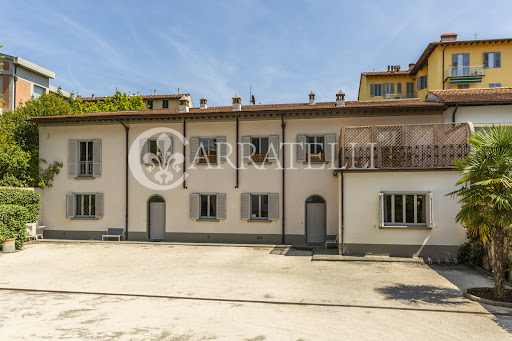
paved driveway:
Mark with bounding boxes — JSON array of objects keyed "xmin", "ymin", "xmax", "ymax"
[{"xmin": 0, "ymin": 242, "xmax": 511, "ymax": 340}]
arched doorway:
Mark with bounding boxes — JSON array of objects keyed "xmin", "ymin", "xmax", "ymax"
[
  {"xmin": 306, "ymin": 195, "xmax": 326, "ymax": 244},
  {"xmin": 148, "ymin": 195, "xmax": 165, "ymax": 240}
]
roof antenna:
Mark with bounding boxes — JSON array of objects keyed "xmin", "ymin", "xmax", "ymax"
[
  {"xmin": 178, "ymin": 88, "xmax": 180, "ymax": 95},
  {"xmin": 474, "ymin": 33, "xmax": 478, "ymax": 39}
]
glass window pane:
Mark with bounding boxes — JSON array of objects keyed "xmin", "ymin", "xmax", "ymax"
[
  {"xmin": 210, "ymin": 139, "xmax": 217, "ymax": 155},
  {"xmin": 261, "ymin": 138, "xmax": 269, "ymax": 154},
  {"xmin": 210, "ymin": 195, "xmax": 216, "ymax": 217},
  {"xmin": 261, "ymin": 195, "xmax": 269, "ymax": 218},
  {"xmin": 75, "ymin": 195, "xmax": 82, "ymax": 216},
  {"xmin": 80, "ymin": 142, "xmax": 87, "ymax": 162},
  {"xmin": 200, "ymin": 195, "xmax": 208, "ymax": 217},
  {"xmin": 406, "ymin": 195, "xmax": 415, "ymax": 223},
  {"xmin": 384, "ymin": 195, "xmax": 392, "ymax": 223},
  {"xmin": 417, "ymin": 195, "xmax": 426, "ymax": 224},
  {"xmin": 83, "ymin": 195, "xmax": 90, "ymax": 216},
  {"xmin": 394, "ymin": 195, "xmax": 403, "ymax": 223},
  {"xmin": 251, "ymin": 137, "xmax": 259, "ymax": 154},
  {"xmin": 87, "ymin": 142, "xmax": 93, "ymax": 161},
  {"xmin": 251, "ymin": 195, "xmax": 259, "ymax": 218},
  {"xmin": 149, "ymin": 140, "xmax": 158, "ymax": 155},
  {"xmin": 307, "ymin": 137, "xmax": 315, "ymax": 154},
  {"xmin": 317, "ymin": 137, "xmax": 325, "ymax": 153},
  {"xmin": 91, "ymin": 195, "xmax": 96, "ymax": 216}
]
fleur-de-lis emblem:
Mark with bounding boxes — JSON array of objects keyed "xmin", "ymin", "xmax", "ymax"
[{"xmin": 143, "ymin": 134, "xmax": 185, "ymax": 184}]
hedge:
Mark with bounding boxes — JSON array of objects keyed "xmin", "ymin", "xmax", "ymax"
[
  {"xmin": 0, "ymin": 188, "xmax": 40, "ymax": 223},
  {"xmin": 0, "ymin": 204, "xmax": 31, "ymax": 249}
]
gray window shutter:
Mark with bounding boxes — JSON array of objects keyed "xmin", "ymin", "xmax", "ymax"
[
  {"xmin": 417, "ymin": 78, "xmax": 421, "ymax": 91},
  {"xmin": 95, "ymin": 193, "xmax": 104, "ymax": 218},
  {"xmin": 397, "ymin": 83, "xmax": 402, "ymax": 94},
  {"xmin": 495, "ymin": 52, "xmax": 501, "ymax": 68},
  {"xmin": 93, "ymin": 139, "xmax": 102, "ymax": 177},
  {"xmin": 424, "ymin": 75, "xmax": 427, "ymax": 88},
  {"xmin": 216, "ymin": 193, "xmax": 226, "ymax": 220},
  {"xmin": 296, "ymin": 134, "xmax": 306, "ymax": 162},
  {"xmin": 269, "ymin": 135, "xmax": 279, "ymax": 162},
  {"xmin": 190, "ymin": 193, "xmax": 200, "ymax": 219},
  {"xmin": 452, "ymin": 53, "xmax": 458, "ymax": 67},
  {"xmin": 241, "ymin": 136, "xmax": 251, "ymax": 162},
  {"xmin": 426, "ymin": 192, "xmax": 433, "ymax": 228},
  {"xmin": 483, "ymin": 52, "xmax": 489, "ymax": 68},
  {"xmin": 269, "ymin": 193, "xmax": 279, "ymax": 220},
  {"xmin": 157, "ymin": 135, "xmax": 173, "ymax": 159},
  {"xmin": 140, "ymin": 138, "xmax": 149, "ymax": 164},
  {"xmin": 217, "ymin": 136, "xmax": 227, "ymax": 163},
  {"xmin": 324, "ymin": 134, "xmax": 337, "ymax": 162},
  {"xmin": 66, "ymin": 193, "xmax": 74, "ymax": 218},
  {"xmin": 370, "ymin": 84, "xmax": 375, "ymax": 97},
  {"xmin": 390, "ymin": 83, "xmax": 394, "ymax": 94},
  {"xmin": 68, "ymin": 140, "xmax": 78, "ymax": 177},
  {"xmin": 241, "ymin": 193, "xmax": 250, "ymax": 220},
  {"xmin": 189, "ymin": 137, "xmax": 200, "ymax": 163},
  {"xmin": 463, "ymin": 53, "xmax": 470, "ymax": 67},
  {"xmin": 379, "ymin": 193, "xmax": 384, "ymax": 227}
]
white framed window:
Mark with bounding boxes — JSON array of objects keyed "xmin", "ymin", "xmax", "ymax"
[
  {"xmin": 189, "ymin": 136, "xmax": 227, "ymax": 164},
  {"xmin": 241, "ymin": 135, "xmax": 279, "ymax": 163},
  {"xmin": 296, "ymin": 134, "xmax": 336, "ymax": 163},
  {"xmin": 79, "ymin": 141, "xmax": 94, "ymax": 176},
  {"xmin": 66, "ymin": 193, "xmax": 104, "ymax": 219},
  {"xmin": 370, "ymin": 84, "xmax": 383, "ymax": 97},
  {"xmin": 32, "ymin": 85, "xmax": 46, "ymax": 99},
  {"xmin": 489, "ymin": 83, "xmax": 502, "ymax": 88},
  {"xmin": 69, "ymin": 139, "xmax": 102, "ymax": 178},
  {"xmin": 484, "ymin": 52, "xmax": 501, "ymax": 69},
  {"xmin": 189, "ymin": 193, "xmax": 226, "ymax": 220},
  {"xmin": 241, "ymin": 193, "xmax": 278, "ymax": 221},
  {"xmin": 379, "ymin": 192, "xmax": 432, "ymax": 228}
]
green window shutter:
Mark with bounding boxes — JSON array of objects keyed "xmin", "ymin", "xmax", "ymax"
[
  {"xmin": 190, "ymin": 193, "xmax": 200, "ymax": 219},
  {"xmin": 241, "ymin": 193, "xmax": 250, "ymax": 220},
  {"xmin": 216, "ymin": 136, "xmax": 227, "ymax": 163},
  {"xmin": 269, "ymin": 193, "xmax": 279, "ymax": 220},
  {"xmin": 66, "ymin": 193, "xmax": 75, "ymax": 218},
  {"xmin": 95, "ymin": 193, "xmax": 104, "ymax": 218},
  {"xmin": 216, "ymin": 193, "xmax": 226, "ymax": 220},
  {"xmin": 93, "ymin": 139, "xmax": 102, "ymax": 177},
  {"xmin": 189, "ymin": 137, "xmax": 200, "ymax": 163},
  {"xmin": 296, "ymin": 134, "xmax": 306, "ymax": 162},
  {"xmin": 269, "ymin": 135, "xmax": 279, "ymax": 162},
  {"xmin": 68, "ymin": 140, "xmax": 78, "ymax": 177}
]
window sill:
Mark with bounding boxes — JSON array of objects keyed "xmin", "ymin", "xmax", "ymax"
[
  {"xmin": 70, "ymin": 217, "xmax": 99, "ymax": 220},
  {"xmin": 75, "ymin": 175, "xmax": 95, "ymax": 179},
  {"xmin": 379, "ymin": 225, "xmax": 431, "ymax": 230},
  {"xmin": 196, "ymin": 218, "xmax": 220, "ymax": 222},
  {"xmin": 247, "ymin": 219, "xmax": 272, "ymax": 223}
]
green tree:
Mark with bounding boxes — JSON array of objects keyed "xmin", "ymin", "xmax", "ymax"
[
  {"xmin": 76, "ymin": 90, "xmax": 145, "ymax": 113},
  {"xmin": 451, "ymin": 126, "xmax": 512, "ymax": 299}
]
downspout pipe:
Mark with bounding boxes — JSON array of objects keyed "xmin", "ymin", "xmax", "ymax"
[
  {"xmin": 281, "ymin": 113, "xmax": 286, "ymax": 245},
  {"xmin": 13, "ymin": 65, "xmax": 17, "ymax": 110},
  {"xmin": 340, "ymin": 172, "xmax": 344, "ymax": 254},
  {"xmin": 183, "ymin": 118, "xmax": 187, "ymax": 189},
  {"xmin": 452, "ymin": 104, "xmax": 459, "ymax": 123},
  {"xmin": 235, "ymin": 116, "xmax": 239, "ymax": 188},
  {"xmin": 119, "ymin": 120, "xmax": 129, "ymax": 240},
  {"xmin": 442, "ymin": 45, "xmax": 448, "ymax": 90}
]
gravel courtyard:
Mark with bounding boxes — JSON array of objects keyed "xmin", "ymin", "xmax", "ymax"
[{"xmin": 0, "ymin": 242, "xmax": 511, "ymax": 340}]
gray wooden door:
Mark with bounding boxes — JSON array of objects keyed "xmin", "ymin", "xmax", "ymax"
[
  {"xmin": 149, "ymin": 202, "xmax": 165, "ymax": 240},
  {"xmin": 306, "ymin": 203, "xmax": 325, "ymax": 243}
]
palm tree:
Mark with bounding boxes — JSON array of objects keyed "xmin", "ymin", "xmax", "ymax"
[{"xmin": 451, "ymin": 125, "xmax": 512, "ymax": 299}]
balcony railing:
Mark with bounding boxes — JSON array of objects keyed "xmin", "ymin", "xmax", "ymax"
[
  {"xmin": 198, "ymin": 154, "xmax": 217, "ymax": 163},
  {"xmin": 79, "ymin": 161, "xmax": 93, "ymax": 175},
  {"xmin": 339, "ymin": 123, "xmax": 471, "ymax": 169},
  {"xmin": 446, "ymin": 66, "xmax": 483, "ymax": 78}
]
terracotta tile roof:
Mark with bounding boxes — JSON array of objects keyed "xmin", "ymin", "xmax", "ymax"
[
  {"xmin": 78, "ymin": 94, "xmax": 189, "ymax": 101},
  {"xmin": 427, "ymin": 87, "xmax": 512, "ymax": 104},
  {"xmin": 362, "ymin": 71, "xmax": 411, "ymax": 76},
  {"xmin": 30, "ymin": 99, "xmax": 444, "ymax": 123}
]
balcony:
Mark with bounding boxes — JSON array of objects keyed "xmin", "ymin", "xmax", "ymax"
[
  {"xmin": 79, "ymin": 161, "xmax": 93, "ymax": 176},
  {"xmin": 339, "ymin": 123, "xmax": 471, "ymax": 170},
  {"xmin": 446, "ymin": 66, "xmax": 484, "ymax": 84}
]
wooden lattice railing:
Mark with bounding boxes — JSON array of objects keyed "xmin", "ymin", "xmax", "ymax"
[{"xmin": 340, "ymin": 123, "xmax": 470, "ymax": 169}]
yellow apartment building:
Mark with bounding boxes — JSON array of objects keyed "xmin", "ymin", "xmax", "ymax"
[{"xmin": 358, "ymin": 33, "xmax": 512, "ymax": 100}]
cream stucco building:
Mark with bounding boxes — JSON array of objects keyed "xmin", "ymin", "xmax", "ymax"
[{"xmin": 32, "ymin": 92, "xmax": 474, "ymax": 257}]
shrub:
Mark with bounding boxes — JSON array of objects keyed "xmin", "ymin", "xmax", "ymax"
[
  {"xmin": 0, "ymin": 204, "xmax": 31, "ymax": 249},
  {"xmin": 457, "ymin": 239, "xmax": 486, "ymax": 267},
  {"xmin": 0, "ymin": 188, "xmax": 40, "ymax": 223}
]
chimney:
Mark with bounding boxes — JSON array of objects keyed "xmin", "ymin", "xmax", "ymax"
[
  {"xmin": 408, "ymin": 63, "xmax": 415, "ymax": 71},
  {"xmin": 387, "ymin": 65, "xmax": 391, "ymax": 72},
  {"xmin": 309, "ymin": 91, "xmax": 315, "ymax": 105},
  {"xmin": 336, "ymin": 90, "xmax": 345, "ymax": 107},
  {"xmin": 200, "ymin": 97, "xmax": 207, "ymax": 109},
  {"xmin": 178, "ymin": 95, "xmax": 190, "ymax": 113},
  {"xmin": 232, "ymin": 93, "xmax": 242, "ymax": 111},
  {"xmin": 440, "ymin": 33, "xmax": 457, "ymax": 42},
  {"xmin": 91, "ymin": 94, "xmax": 95, "ymax": 98}
]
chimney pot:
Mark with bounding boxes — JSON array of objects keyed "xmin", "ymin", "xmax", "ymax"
[
  {"xmin": 309, "ymin": 91, "xmax": 315, "ymax": 105},
  {"xmin": 440, "ymin": 33, "xmax": 458, "ymax": 42},
  {"xmin": 336, "ymin": 90, "xmax": 345, "ymax": 107},
  {"xmin": 232, "ymin": 93, "xmax": 242, "ymax": 111},
  {"xmin": 178, "ymin": 95, "xmax": 190, "ymax": 113},
  {"xmin": 408, "ymin": 63, "xmax": 415, "ymax": 71},
  {"xmin": 200, "ymin": 97, "xmax": 207, "ymax": 109}
]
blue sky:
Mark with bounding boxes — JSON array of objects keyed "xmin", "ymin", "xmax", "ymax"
[{"xmin": 3, "ymin": 0, "xmax": 511, "ymax": 106}]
